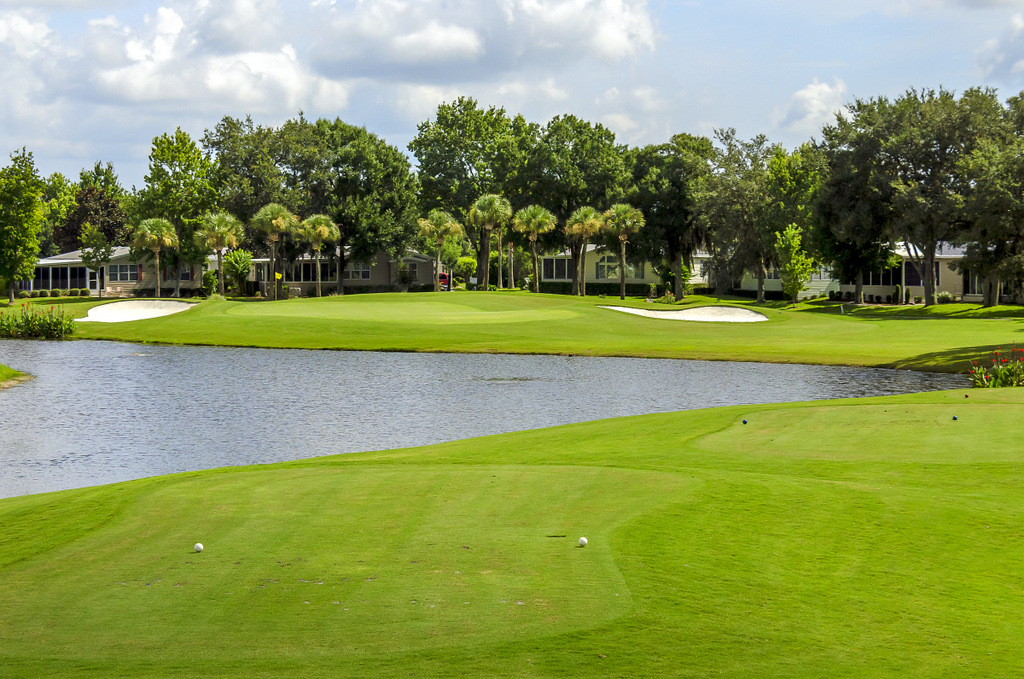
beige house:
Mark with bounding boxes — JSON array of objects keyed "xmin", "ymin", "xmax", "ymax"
[
  {"xmin": 835, "ymin": 243, "xmax": 972, "ymax": 303},
  {"xmin": 22, "ymin": 247, "xmax": 204, "ymax": 296}
]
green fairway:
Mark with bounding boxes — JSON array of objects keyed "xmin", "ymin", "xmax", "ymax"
[
  {"xmin": 68, "ymin": 292, "xmax": 1024, "ymax": 372},
  {"xmin": 1, "ymin": 387, "xmax": 1021, "ymax": 677}
]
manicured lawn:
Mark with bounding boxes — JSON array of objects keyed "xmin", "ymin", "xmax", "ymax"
[
  {"xmin": 1, "ymin": 387, "xmax": 1022, "ymax": 677},
  {"xmin": 68, "ymin": 291, "xmax": 1024, "ymax": 372}
]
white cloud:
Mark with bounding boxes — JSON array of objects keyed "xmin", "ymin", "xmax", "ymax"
[
  {"xmin": 0, "ymin": 10, "xmax": 53, "ymax": 57},
  {"xmin": 501, "ymin": 0, "xmax": 655, "ymax": 60},
  {"xmin": 389, "ymin": 21, "xmax": 484, "ymax": 63},
  {"xmin": 979, "ymin": 12, "xmax": 1024, "ymax": 82},
  {"xmin": 776, "ymin": 77, "xmax": 848, "ymax": 136}
]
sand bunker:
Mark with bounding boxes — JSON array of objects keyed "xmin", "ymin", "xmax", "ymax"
[
  {"xmin": 601, "ymin": 305, "xmax": 769, "ymax": 323},
  {"xmin": 82, "ymin": 300, "xmax": 195, "ymax": 323}
]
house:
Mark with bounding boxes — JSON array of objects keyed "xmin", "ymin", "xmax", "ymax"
[
  {"xmin": 19, "ymin": 247, "xmax": 204, "ymax": 296},
  {"xmin": 539, "ymin": 244, "xmax": 708, "ymax": 293},
  {"xmin": 249, "ymin": 249, "xmax": 437, "ymax": 296},
  {"xmin": 835, "ymin": 243, "xmax": 973, "ymax": 303}
]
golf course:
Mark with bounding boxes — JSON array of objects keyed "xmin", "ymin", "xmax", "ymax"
[
  {"xmin": 65, "ymin": 291, "xmax": 1024, "ymax": 372},
  {"xmin": 2, "ymin": 292, "xmax": 1023, "ymax": 677}
]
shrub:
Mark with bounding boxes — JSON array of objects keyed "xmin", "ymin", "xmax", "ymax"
[
  {"xmin": 970, "ymin": 346, "xmax": 1024, "ymax": 387},
  {"xmin": 914, "ymin": 295, "xmax": 923, "ymax": 303},
  {"xmin": 893, "ymin": 284, "xmax": 902, "ymax": 306},
  {"xmin": 0, "ymin": 303, "xmax": 77, "ymax": 339},
  {"xmin": 936, "ymin": 291, "xmax": 956, "ymax": 304},
  {"xmin": 79, "ymin": 288, "xmax": 90, "ymax": 296},
  {"xmin": 202, "ymin": 270, "xmax": 217, "ymax": 296},
  {"xmin": 37, "ymin": 290, "xmax": 49, "ymax": 298},
  {"xmin": 16, "ymin": 290, "xmax": 29, "ymax": 299},
  {"xmin": 68, "ymin": 289, "xmax": 79, "ymax": 297},
  {"xmin": 885, "ymin": 295, "xmax": 892, "ymax": 304},
  {"xmin": 30, "ymin": 290, "xmax": 40, "ymax": 298}
]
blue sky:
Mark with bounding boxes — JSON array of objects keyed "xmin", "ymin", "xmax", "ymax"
[{"xmin": 2, "ymin": 0, "xmax": 1024, "ymax": 188}]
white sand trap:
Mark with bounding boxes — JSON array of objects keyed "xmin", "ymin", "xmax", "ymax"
[
  {"xmin": 82, "ymin": 300, "xmax": 195, "ymax": 323},
  {"xmin": 601, "ymin": 305, "xmax": 769, "ymax": 323}
]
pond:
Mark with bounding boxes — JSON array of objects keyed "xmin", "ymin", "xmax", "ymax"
[{"xmin": 0, "ymin": 340, "xmax": 967, "ymax": 498}]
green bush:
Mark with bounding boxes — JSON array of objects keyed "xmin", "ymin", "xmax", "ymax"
[
  {"xmin": 0, "ymin": 303, "xmax": 77, "ymax": 339},
  {"xmin": 37, "ymin": 290, "xmax": 49, "ymax": 298},
  {"xmin": 16, "ymin": 290, "xmax": 30, "ymax": 299},
  {"xmin": 29, "ymin": 290, "xmax": 40, "ymax": 298},
  {"xmin": 936, "ymin": 291, "xmax": 956, "ymax": 304},
  {"xmin": 202, "ymin": 270, "xmax": 216, "ymax": 296},
  {"xmin": 79, "ymin": 288, "xmax": 90, "ymax": 296},
  {"xmin": 893, "ymin": 284, "xmax": 902, "ymax": 305},
  {"xmin": 69, "ymin": 289, "xmax": 80, "ymax": 297}
]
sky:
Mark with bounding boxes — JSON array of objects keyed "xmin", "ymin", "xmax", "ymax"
[{"xmin": 3, "ymin": 0, "xmax": 1024, "ymax": 189}]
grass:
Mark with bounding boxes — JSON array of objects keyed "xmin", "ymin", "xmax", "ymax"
[
  {"xmin": 52, "ymin": 291, "xmax": 1024, "ymax": 373},
  {"xmin": 0, "ymin": 362, "xmax": 21, "ymax": 383},
  {"xmin": 1, "ymin": 387, "xmax": 1022, "ymax": 677}
]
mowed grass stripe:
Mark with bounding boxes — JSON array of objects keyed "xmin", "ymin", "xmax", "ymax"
[{"xmin": 2, "ymin": 388, "xmax": 1023, "ymax": 676}]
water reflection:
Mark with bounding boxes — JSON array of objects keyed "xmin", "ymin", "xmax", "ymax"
[{"xmin": 0, "ymin": 340, "xmax": 966, "ymax": 498}]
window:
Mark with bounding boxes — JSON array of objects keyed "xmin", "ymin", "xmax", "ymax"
[
  {"xmin": 345, "ymin": 262, "xmax": 371, "ymax": 280},
  {"xmin": 596, "ymin": 255, "xmax": 639, "ymax": 280},
  {"xmin": 109, "ymin": 264, "xmax": 139, "ymax": 282},
  {"xmin": 542, "ymin": 258, "xmax": 571, "ymax": 280},
  {"xmin": 406, "ymin": 263, "xmax": 418, "ymax": 280},
  {"xmin": 179, "ymin": 265, "xmax": 191, "ymax": 281}
]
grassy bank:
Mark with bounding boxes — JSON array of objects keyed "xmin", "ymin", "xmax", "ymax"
[
  {"xmin": 0, "ymin": 362, "xmax": 21, "ymax": 383},
  {"xmin": 69, "ymin": 292, "xmax": 1024, "ymax": 372},
  {"xmin": 1, "ymin": 387, "xmax": 1022, "ymax": 677}
]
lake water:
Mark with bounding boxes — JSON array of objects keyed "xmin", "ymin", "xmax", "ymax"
[{"xmin": 0, "ymin": 340, "xmax": 967, "ymax": 498}]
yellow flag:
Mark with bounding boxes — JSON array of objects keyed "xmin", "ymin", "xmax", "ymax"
[{"xmin": 275, "ymin": 272, "xmax": 283, "ymax": 280}]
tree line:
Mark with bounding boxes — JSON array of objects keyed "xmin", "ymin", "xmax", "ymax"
[{"xmin": 2, "ymin": 87, "xmax": 1023, "ymax": 306}]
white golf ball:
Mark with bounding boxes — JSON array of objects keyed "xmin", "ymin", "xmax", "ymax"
[
  {"xmin": 578, "ymin": 537, "xmax": 588, "ymax": 547},
  {"xmin": 194, "ymin": 543, "xmax": 204, "ymax": 553}
]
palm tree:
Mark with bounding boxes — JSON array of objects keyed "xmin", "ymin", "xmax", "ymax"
[
  {"xmin": 197, "ymin": 211, "xmax": 243, "ymax": 296},
  {"xmin": 602, "ymin": 203, "xmax": 646, "ymax": 300},
  {"xmin": 418, "ymin": 209, "xmax": 464, "ymax": 291},
  {"xmin": 133, "ymin": 218, "xmax": 179, "ymax": 298},
  {"xmin": 469, "ymin": 194, "xmax": 512, "ymax": 290},
  {"xmin": 298, "ymin": 214, "xmax": 340, "ymax": 298},
  {"xmin": 512, "ymin": 205, "xmax": 557, "ymax": 293},
  {"xmin": 252, "ymin": 203, "xmax": 298, "ymax": 301},
  {"xmin": 565, "ymin": 206, "xmax": 605, "ymax": 297}
]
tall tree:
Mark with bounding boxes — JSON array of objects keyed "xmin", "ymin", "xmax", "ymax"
[
  {"xmin": 38, "ymin": 172, "xmax": 77, "ymax": 257},
  {"xmin": 135, "ymin": 128, "xmax": 217, "ymax": 296},
  {"xmin": 513, "ymin": 205, "xmax": 557, "ymax": 293},
  {"xmin": 469, "ymin": 194, "xmax": 512, "ymax": 290},
  {"xmin": 884, "ymin": 87, "xmax": 1004, "ymax": 305},
  {"xmin": 524, "ymin": 115, "xmax": 628, "ymax": 294},
  {"xmin": 630, "ymin": 133, "xmax": 715, "ymax": 300},
  {"xmin": 602, "ymin": 203, "xmax": 646, "ymax": 300},
  {"xmin": 59, "ymin": 186, "xmax": 130, "ymax": 252},
  {"xmin": 956, "ymin": 133, "xmax": 1024, "ymax": 306},
  {"xmin": 564, "ymin": 206, "xmax": 604, "ymax": 296},
  {"xmin": 132, "ymin": 218, "xmax": 178, "ymax": 298},
  {"xmin": 79, "ymin": 223, "xmax": 114, "ymax": 299},
  {"xmin": 700, "ymin": 129, "xmax": 777, "ymax": 300},
  {"xmin": 298, "ymin": 214, "xmax": 340, "ymax": 298},
  {"xmin": 409, "ymin": 97, "xmax": 536, "ymax": 280},
  {"xmin": 418, "ymin": 209, "xmax": 464, "ymax": 292},
  {"xmin": 813, "ymin": 101, "xmax": 900, "ymax": 304},
  {"xmin": 197, "ymin": 212, "xmax": 244, "ymax": 296},
  {"xmin": 251, "ymin": 203, "xmax": 298, "ymax": 301},
  {"xmin": 0, "ymin": 149, "xmax": 43, "ymax": 302}
]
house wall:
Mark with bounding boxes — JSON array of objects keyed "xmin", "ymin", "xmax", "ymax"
[
  {"xmin": 837, "ymin": 259, "xmax": 962, "ymax": 302},
  {"xmin": 23, "ymin": 252, "xmax": 204, "ymax": 296}
]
